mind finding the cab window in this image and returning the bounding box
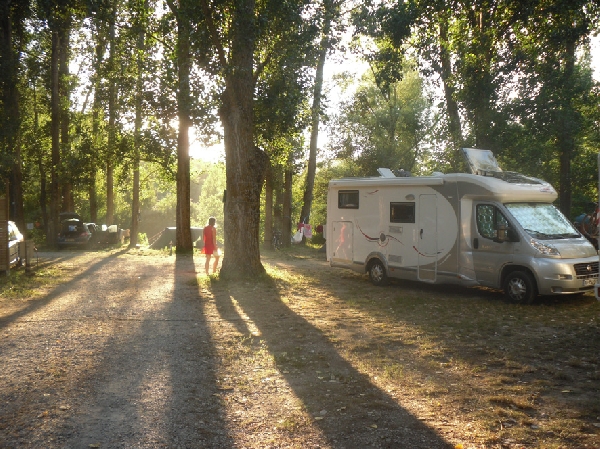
[476,204,509,239]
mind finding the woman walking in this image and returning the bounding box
[202,217,220,275]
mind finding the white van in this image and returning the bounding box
[326,149,599,304]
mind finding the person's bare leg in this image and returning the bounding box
[205,254,212,275]
[213,255,220,273]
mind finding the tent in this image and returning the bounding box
[149,227,204,249]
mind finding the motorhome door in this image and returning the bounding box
[418,194,437,282]
[472,203,514,287]
[330,221,353,264]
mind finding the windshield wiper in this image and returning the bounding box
[524,229,561,239]
[559,233,581,238]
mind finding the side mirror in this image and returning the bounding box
[495,224,508,243]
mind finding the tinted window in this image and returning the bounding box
[338,190,359,209]
[476,204,509,239]
[390,202,415,223]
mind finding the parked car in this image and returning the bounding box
[8,221,24,267]
[57,212,95,249]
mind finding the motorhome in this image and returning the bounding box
[325,148,599,303]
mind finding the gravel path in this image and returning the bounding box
[0,250,453,448]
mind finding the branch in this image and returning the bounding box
[254,51,273,82]
[165,0,179,21]
[199,0,228,69]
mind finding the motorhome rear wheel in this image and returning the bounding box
[368,260,388,286]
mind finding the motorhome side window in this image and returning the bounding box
[476,204,509,239]
[390,202,415,223]
[338,190,359,209]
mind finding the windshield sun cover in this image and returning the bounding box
[505,203,578,239]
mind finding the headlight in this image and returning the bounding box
[530,238,560,256]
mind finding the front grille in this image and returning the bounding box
[574,262,599,279]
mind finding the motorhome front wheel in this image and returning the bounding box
[503,271,537,304]
[368,260,388,286]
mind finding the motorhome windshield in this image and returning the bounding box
[505,203,579,239]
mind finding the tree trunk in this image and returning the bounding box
[264,164,273,246]
[219,0,268,279]
[558,37,576,217]
[282,153,293,248]
[89,183,97,223]
[59,27,73,213]
[106,10,116,225]
[130,0,147,249]
[50,28,61,245]
[10,148,24,230]
[39,158,48,233]
[90,21,105,225]
[32,80,48,232]
[174,12,193,253]
[300,0,333,229]
[0,0,24,229]
[274,168,283,236]
[438,15,463,170]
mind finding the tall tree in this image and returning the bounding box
[47,8,66,244]
[299,0,341,227]
[130,0,149,248]
[0,0,28,231]
[105,5,116,225]
[198,0,309,278]
[166,0,193,252]
[514,0,599,216]
[328,68,429,175]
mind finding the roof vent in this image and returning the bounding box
[377,168,396,178]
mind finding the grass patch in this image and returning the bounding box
[0,264,67,300]
[257,245,600,448]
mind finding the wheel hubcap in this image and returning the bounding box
[508,278,526,301]
[371,265,383,282]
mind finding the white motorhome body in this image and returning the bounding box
[326,152,599,303]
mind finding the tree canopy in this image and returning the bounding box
[1,0,599,277]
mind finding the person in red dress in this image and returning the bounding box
[202,217,220,275]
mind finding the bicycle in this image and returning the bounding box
[272,230,282,250]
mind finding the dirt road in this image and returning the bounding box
[0,250,452,448]
[1,248,599,448]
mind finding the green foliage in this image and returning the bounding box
[351,0,600,216]
[193,161,225,245]
[308,159,362,230]
[327,65,431,176]
[6,0,600,248]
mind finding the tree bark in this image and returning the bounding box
[438,15,463,170]
[31,79,48,232]
[0,0,24,229]
[50,28,61,245]
[282,153,293,248]
[300,0,334,229]
[59,26,73,213]
[264,164,273,246]
[558,37,576,217]
[130,0,147,248]
[106,9,116,225]
[89,18,107,225]
[173,5,193,253]
[219,0,268,278]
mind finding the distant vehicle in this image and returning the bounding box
[8,221,24,267]
[57,212,95,249]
